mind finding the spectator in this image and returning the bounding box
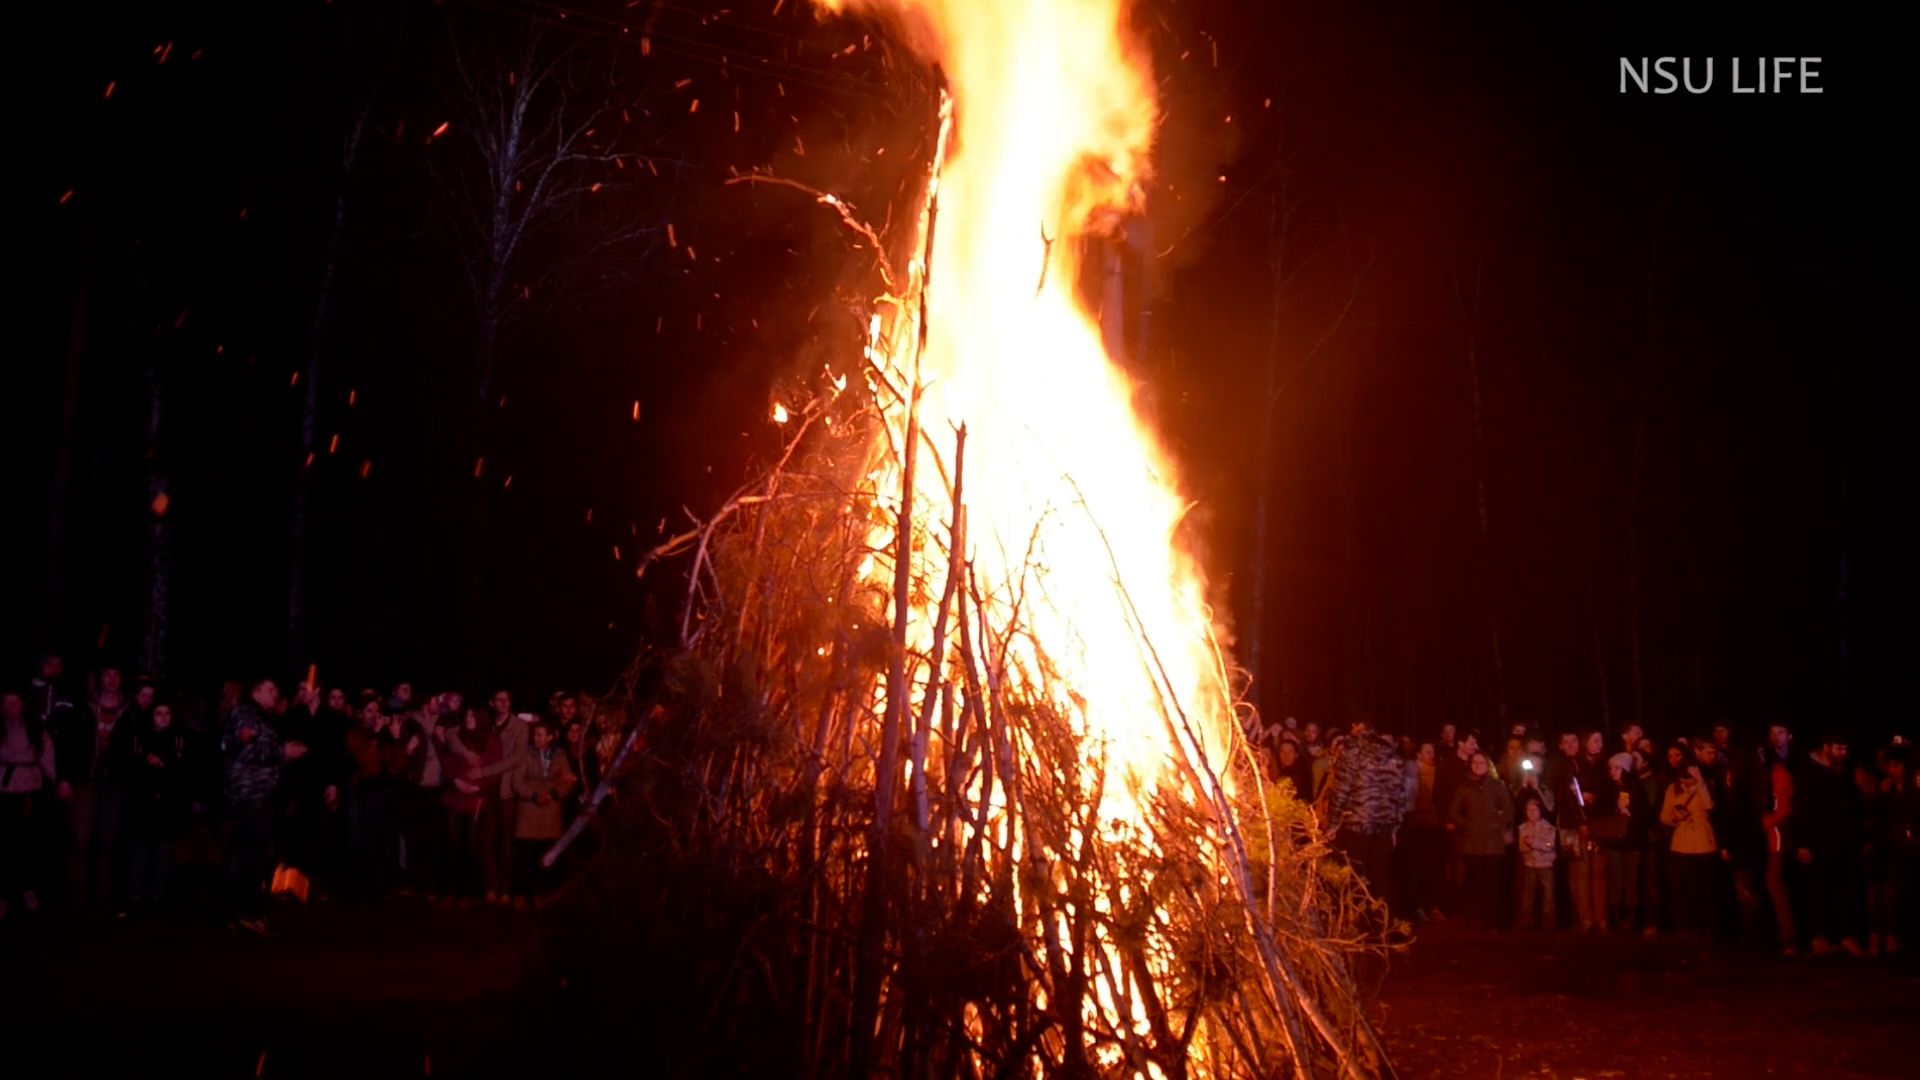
[1721,732,1770,947]
[1,689,57,918]
[343,699,408,908]
[1403,742,1445,922]
[471,690,531,903]
[1273,738,1314,802]
[1596,751,1651,933]
[1862,752,1904,957]
[1322,715,1411,913]
[1516,795,1557,931]
[507,719,575,908]
[276,681,347,902]
[1794,732,1865,957]
[386,681,415,718]
[1619,723,1645,759]
[1547,731,1595,931]
[400,696,449,900]
[222,678,307,934]
[124,702,191,914]
[1637,748,1670,933]
[1877,745,1919,956]
[442,707,497,904]
[1496,737,1526,791]
[1661,754,1719,946]
[1756,723,1800,953]
[1435,730,1480,914]
[1577,731,1616,931]
[1447,751,1513,931]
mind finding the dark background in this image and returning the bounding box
[7,0,1905,743]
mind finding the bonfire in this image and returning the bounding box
[555,1,1398,1077]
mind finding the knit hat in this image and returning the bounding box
[1608,752,1635,774]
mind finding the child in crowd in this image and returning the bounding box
[1517,796,1558,930]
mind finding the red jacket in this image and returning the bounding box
[1760,759,1793,854]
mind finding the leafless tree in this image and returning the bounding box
[1245,160,1369,723]
[1450,255,1508,732]
[427,14,679,623]
[288,16,392,672]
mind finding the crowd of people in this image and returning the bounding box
[1258,712,1920,957]
[0,652,638,931]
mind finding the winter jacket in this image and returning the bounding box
[1448,775,1514,856]
[1323,735,1412,835]
[1433,751,1474,827]
[471,714,532,794]
[125,726,193,843]
[1,712,56,793]
[1660,780,1717,855]
[1597,773,1652,852]
[1519,817,1558,868]
[345,725,409,790]
[1544,751,1587,831]
[1793,757,1862,854]
[221,702,285,803]
[440,733,500,817]
[507,746,576,840]
[1408,761,1441,828]
[277,704,351,801]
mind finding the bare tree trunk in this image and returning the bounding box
[1625,242,1660,732]
[1248,187,1291,720]
[1453,259,1507,730]
[1585,579,1611,733]
[289,110,370,671]
[1338,356,1362,718]
[39,184,99,646]
[138,274,168,679]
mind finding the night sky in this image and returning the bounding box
[8,1,1905,742]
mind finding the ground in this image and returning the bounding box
[4,895,1915,1077]
[1374,921,1919,1080]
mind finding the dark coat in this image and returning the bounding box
[1793,757,1863,854]
[125,726,192,843]
[1449,774,1515,856]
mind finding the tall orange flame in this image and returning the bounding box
[830,0,1232,816]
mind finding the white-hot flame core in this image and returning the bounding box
[826,0,1230,816]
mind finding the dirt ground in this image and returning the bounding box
[1374,920,1919,1080]
[4,892,1915,1077]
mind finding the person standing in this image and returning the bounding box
[399,699,449,899]
[470,690,531,903]
[1795,733,1866,957]
[1434,731,1479,916]
[1515,796,1557,931]
[123,702,191,913]
[1596,752,1651,933]
[221,679,306,934]
[1661,757,1720,946]
[1447,752,1514,931]
[1321,715,1412,916]
[1576,732,1617,931]
[1,689,57,918]
[441,708,497,904]
[275,681,347,902]
[1402,742,1446,922]
[1759,724,1800,953]
[507,720,576,907]
[1545,731,1593,931]
[343,699,408,908]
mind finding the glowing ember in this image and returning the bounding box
[827,0,1231,815]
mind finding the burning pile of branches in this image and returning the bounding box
[544,1,1399,1076]
[552,170,1396,1080]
